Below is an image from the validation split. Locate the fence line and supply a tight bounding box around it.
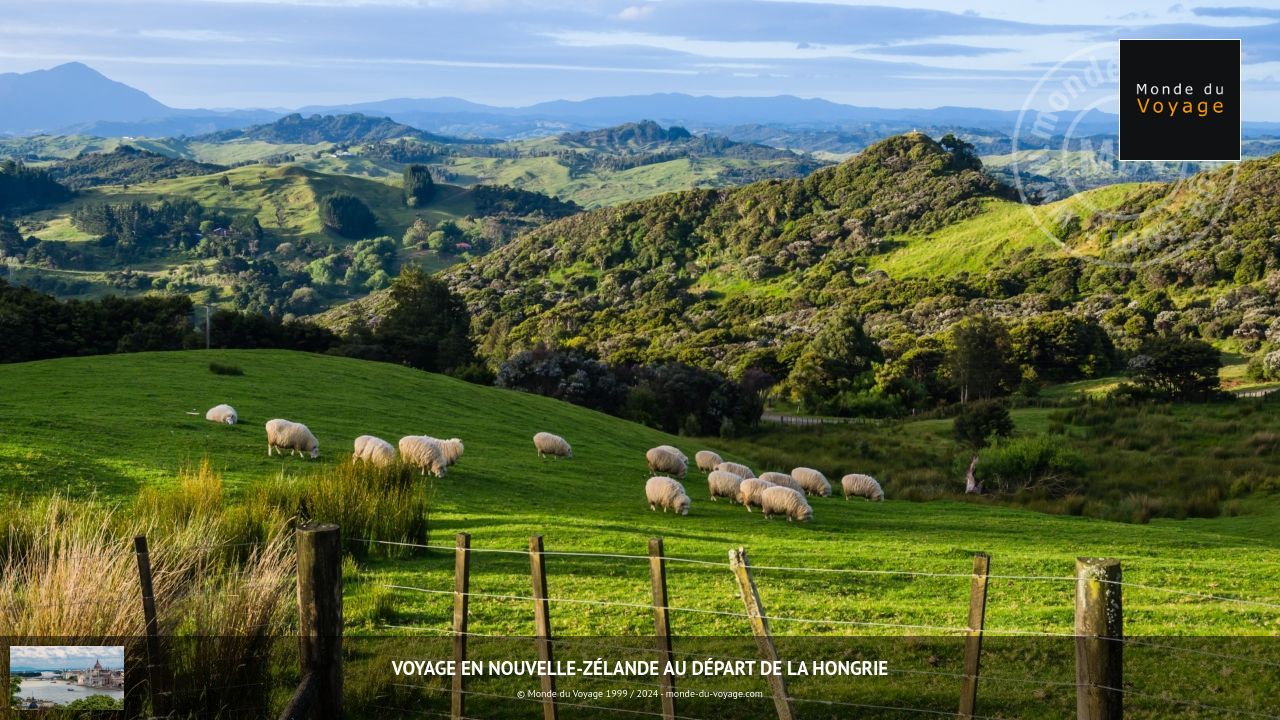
[790,696,1002,719]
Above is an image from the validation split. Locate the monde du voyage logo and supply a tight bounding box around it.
[1120,39,1241,161]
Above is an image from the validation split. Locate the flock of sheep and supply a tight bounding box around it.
[641,446,883,523]
[203,407,882,524]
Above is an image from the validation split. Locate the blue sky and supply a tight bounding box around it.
[1,1,1278,117]
[9,645,124,671]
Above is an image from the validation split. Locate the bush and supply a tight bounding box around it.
[971,435,1087,496]
[209,362,244,376]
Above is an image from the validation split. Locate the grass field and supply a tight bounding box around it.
[1,349,1278,644]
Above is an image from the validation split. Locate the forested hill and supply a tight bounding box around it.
[447,132,1280,415]
[196,113,475,145]
[559,119,814,162]
[49,146,225,189]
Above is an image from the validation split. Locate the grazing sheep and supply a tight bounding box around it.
[265,419,319,459]
[439,438,465,466]
[716,461,756,479]
[353,435,396,467]
[533,432,573,459]
[707,470,743,503]
[205,404,238,425]
[656,445,689,463]
[791,467,832,497]
[760,486,813,522]
[841,474,884,502]
[759,471,804,493]
[646,446,688,478]
[645,476,691,515]
[399,435,449,477]
[737,477,776,512]
[695,450,724,473]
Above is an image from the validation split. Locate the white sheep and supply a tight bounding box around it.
[841,473,884,502]
[707,470,742,503]
[737,477,776,512]
[645,476,691,515]
[205,404,238,425]
[533,432,573,459]
[695,450,723,473]
[439,438,465,466]
[646,446,688,478]
[791,467,832,497]
[760,486,813,522]
[353,435,396,467]
[656,445,689,463]
[716,461,756,479]
[265,419,319,459]
[399,435,449,477]
[759,471,804,493]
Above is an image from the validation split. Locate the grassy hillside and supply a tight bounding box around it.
[1,349,1278,644]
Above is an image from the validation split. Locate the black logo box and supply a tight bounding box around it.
[1119,39,1241,162]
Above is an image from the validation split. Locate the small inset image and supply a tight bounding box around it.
[8,646,124,712]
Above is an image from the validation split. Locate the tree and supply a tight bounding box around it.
[318,192,377,239]
[1127,336,1221,401]
[787,307,881,412]
[944,314,1020,403]
[9,675,20,706]
[373,265,476,372]
[62,694,124,714]
[953,399,1014,493]
[403,164,434,206]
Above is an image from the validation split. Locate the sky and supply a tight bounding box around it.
[9,645,125,671]
[0,0,1279,117]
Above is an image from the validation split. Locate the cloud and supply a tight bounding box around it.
[9,646,124,670]
[618,5,653,21]
[1192,6,1280,19]
[868,43,1015,57]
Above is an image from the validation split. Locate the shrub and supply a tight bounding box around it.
[209,361,244,376]
[971,435,1087,496]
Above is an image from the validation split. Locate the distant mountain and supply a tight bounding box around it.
[0,63,172,134]
[61,110,283,139]
[195,113,471,145]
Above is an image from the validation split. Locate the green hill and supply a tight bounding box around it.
[195,112,473,145]
[0,349,1278,642]
[48,145,225,189]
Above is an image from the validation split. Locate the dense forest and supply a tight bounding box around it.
[49,146,225,189]
[0,160,72,214]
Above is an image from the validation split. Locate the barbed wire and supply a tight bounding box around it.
[351,538,728,567]
[791,696,1004,719]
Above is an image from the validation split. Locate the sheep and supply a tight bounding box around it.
[707,470,743,503]
[533,432,573,459]
[716,461,756,479]
[759,471,804,493]
[656,445,688,463]
[265,419,319,459]
[695,450,723,473]
[646,446,688,478]
[645,476,691,515]
[760,486,813,522]
[439,438,465,466]
[205,404,238,425]
[353,435,396,467]
[399,435,449,477]
[791,467,832,497]
[737,477,776,512]
[841,473,885,502]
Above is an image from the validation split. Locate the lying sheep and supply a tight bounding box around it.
[265,419,319,459]
[399,435,449,477]
[645,476,691,515]
[695,450,723,473]
[759,471,804,493]
[737,477,776,512]
[353,435,396,467]
[791,467,832,497]
[760,486,813,522]
[533,432,573,459]
[707,470,743,503]
[206,404,238,425]
[716,461,756,479]
[841,473,884,502]
[439,438,465,466]
[647,446,688,478]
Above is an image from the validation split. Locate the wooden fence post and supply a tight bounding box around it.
[295,523,343,720]
[958,552,990,719]
[728,547,795,720]
[452,533,471,720]
[648,538,677,720]
[1075,558,1122,720]
[134,535,169,718]
[529,535,558,720]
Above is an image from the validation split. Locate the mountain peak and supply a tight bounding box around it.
[0,62,172,134]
